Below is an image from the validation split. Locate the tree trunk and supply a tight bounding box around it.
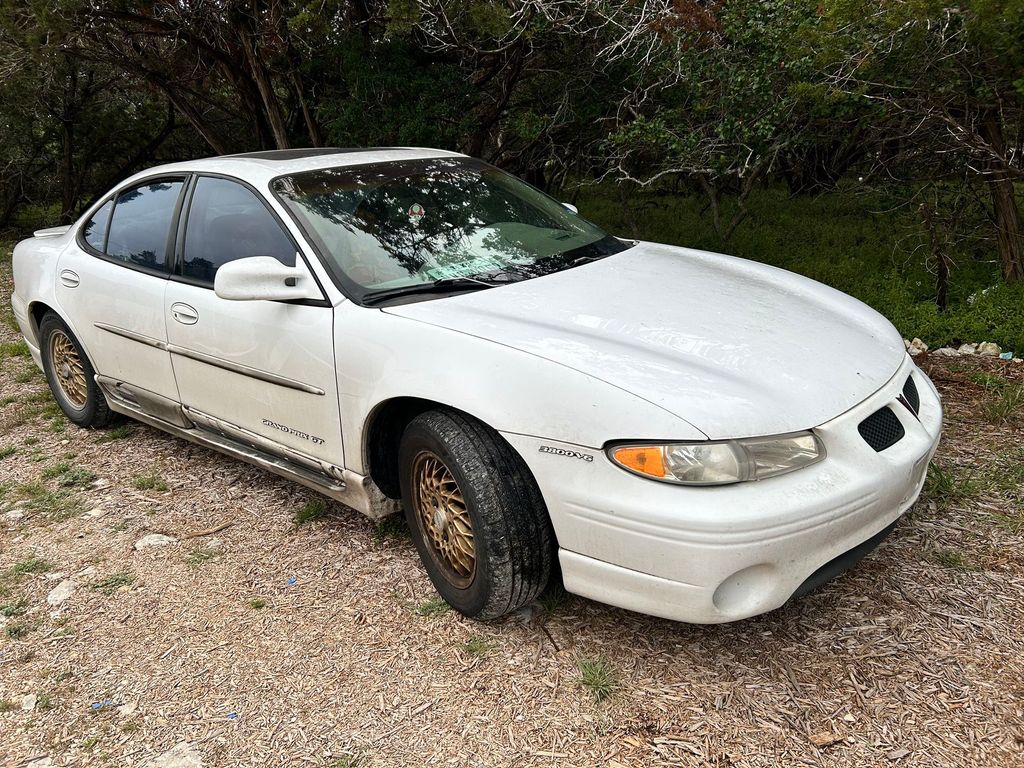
[979,111,1024,284]
[238,18,291,150]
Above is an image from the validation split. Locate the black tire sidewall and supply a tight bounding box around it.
[39,314,106,428]
[399,418,495,616]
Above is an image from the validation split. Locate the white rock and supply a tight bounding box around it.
[27,759,52,768]
[75,565,98,578]
[908,338,928,356]
[84,507,105,518]
[21,693,38,711]
[47,579,76,606]
[3,509,25,522]
[91,478,110,490]
[206,538,224,551]
[903,338,912,349]
[134,533,178,551]
[119,699,139,717]
[958,343,977,355]
[977,341,1002,357]
[145,741,204,768]
[932,347,959,357]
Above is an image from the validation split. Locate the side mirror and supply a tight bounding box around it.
[562,202,579,214]
[214,256,323,302]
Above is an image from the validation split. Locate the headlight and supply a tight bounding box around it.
[608,432,825,485]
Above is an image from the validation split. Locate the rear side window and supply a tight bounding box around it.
[182,177,295,284]
[105,180,184,270]
[82,199,113,251]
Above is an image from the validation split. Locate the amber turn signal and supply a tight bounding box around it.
[610,445,666,479]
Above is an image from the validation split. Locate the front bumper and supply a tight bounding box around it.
[503,355,942,623]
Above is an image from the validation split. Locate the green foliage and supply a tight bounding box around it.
[90,572,134,595]
[414,596,450,616]
[12,556,52,575]
[132,474,168,492]
[923,462,980,506]
[577,656,619,702]
[293,499,329,527]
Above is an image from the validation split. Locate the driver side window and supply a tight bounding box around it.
[182,177,296,284]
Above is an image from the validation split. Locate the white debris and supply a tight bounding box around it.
[26,758,53,768]
[977,341,1002,357]
[907,338,928,357]
[84,507,106,518]
[144,741,204,768]
[21,693,38,712]
[206,538,224,551]
[47,579,76,606]
[134,533,178,551]
[903,338,912,349]
[3,509,25,522]
[958,343,977,355]
[931,347,959,357]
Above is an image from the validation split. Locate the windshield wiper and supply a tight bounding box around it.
[362,276,504,306]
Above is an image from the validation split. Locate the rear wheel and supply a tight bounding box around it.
[399,410,554,619]
[39,313,112,428]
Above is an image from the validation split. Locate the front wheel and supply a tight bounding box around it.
[39,313,112,428]
[399,410,554,619]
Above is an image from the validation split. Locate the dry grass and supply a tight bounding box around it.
[2,252,1024,767]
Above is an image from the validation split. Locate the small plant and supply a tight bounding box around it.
[293,499,329,527]
[6,622,31,639]
[21,487,85,520]
[463,636,492,656]
[577,656,619,702]
[0,445,16,460]
[967,371,1005,390]
[132,474,168,492]
[58,467,97,488]
[930,549,976,571]
[12,556,53,576]
[98,424,135,442]
[36,693,54,711]
[982,385,1024,425]
[0,597,28,617]
[186,548,219,568]
[923,462,979,505]
[0,340,30,360]
[90,572,135,595]
[248,598,267,610]
[538,585,569,615]
[40,460,73,480]
[414,596,450,616]
[373,515,408,542]
[331,757,361,768]
[0,700,18,713]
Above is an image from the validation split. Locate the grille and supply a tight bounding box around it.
[858,406,905,452]
[902,375,920,414]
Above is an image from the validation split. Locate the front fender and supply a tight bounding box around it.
[335,304,706,474]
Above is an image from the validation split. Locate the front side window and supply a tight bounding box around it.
[82,199,113,252]
[105,180,184,270]
[271,158,628,302]
[182,177,295,283]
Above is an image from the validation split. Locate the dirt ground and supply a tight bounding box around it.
[2,254,1023,768]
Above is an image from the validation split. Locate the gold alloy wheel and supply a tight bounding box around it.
[49,330,88,409]
[412,450,476,587]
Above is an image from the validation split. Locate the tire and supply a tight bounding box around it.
[38,312,113,429]
[399,409,554,619]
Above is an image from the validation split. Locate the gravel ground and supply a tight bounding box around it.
[2,253,1023,768]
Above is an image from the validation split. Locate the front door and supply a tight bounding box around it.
[55,177,184,403]
[163,175,343,473]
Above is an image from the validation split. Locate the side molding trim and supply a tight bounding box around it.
[94,322,325,396]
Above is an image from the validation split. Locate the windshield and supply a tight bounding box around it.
[271,157,628,302]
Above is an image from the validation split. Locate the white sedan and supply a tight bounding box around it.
[9,148,942,623]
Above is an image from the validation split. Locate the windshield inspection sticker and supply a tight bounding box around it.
[539,445,594,462]
[408,203,425,224]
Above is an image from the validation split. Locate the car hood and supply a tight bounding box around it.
[384,241,907,439]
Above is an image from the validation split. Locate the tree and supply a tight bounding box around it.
[821,0,1024,283]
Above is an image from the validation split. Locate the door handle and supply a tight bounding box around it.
[59,270,80,288]
[170,302,199,325]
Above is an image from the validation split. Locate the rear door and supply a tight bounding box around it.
[163,175,344,473]
[55,177,184,403]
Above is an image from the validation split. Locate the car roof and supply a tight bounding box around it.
[122,147,467,189]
